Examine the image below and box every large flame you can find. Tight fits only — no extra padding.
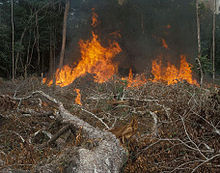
[45,32,121,87]
[151,55,198,85]
[43,10,198,88]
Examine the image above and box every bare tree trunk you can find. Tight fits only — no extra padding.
[212,0,216,83]
[49,32,54,77]
[59,0,70,69]
[24,37,31,79]
[35,13,41,68]
[11,0,15,80]
[196,0,203,86]
[15,28,27,77]
[141,13,144,34]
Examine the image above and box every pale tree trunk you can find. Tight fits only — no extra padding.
[15,27,27,77]
[196,0,203,86]
[11,0,15,80]
[212,0,216,83]
[49,32,54,77]
[141,13,144,34]
[36,13,41,68]
[59,0,70,69]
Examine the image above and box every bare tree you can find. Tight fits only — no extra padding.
[35,13,41,67]
[196,0,204,86]
[212,0,216,83]
[11,0,15,80]
[58,0,70,69]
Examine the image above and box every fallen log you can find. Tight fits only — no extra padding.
[11,91,127,173]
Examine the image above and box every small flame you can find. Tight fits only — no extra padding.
[161,38,168,49]
[109,31,121,38]
[151,55,198,85]
[122,68,147,87]
[74,88,82,105]
[91,8,98,27]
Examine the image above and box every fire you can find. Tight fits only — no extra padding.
[122,68,147,87]
[151,55,198,85]
[44,9,121,87]
[78,32,121,83]
[74,88,82,105]
[44,32,121,87]
[43,9,198,88]
[161,38,168,49]
[91,8,98,27]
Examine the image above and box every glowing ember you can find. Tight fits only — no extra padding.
[74,88,82,105]
[122,68,147,87]
[91,8,98,27]
[151,55,198,85]
[45,32,121,87]
[161,38,168,49]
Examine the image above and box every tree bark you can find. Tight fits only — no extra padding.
[49,32,54,77]
[11,0,15,80]
[35,13,41,68]
[196,0,203,86]
[15,27,27,77]
[212,0,216,83]
[58,0,70,69]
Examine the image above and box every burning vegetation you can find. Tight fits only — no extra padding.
[74,88,82,105]
[1,1,220,173]
[151,55,198,85]
[44,31,121,87]
[43,11,198,88]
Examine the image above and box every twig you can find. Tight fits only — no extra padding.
[74,104,109,129]
[179,114,207,159]
[191,154,220,173]
[8,130,25,143]
[170,160,202,173]
[192,110,220,136]
[41,124,73,147]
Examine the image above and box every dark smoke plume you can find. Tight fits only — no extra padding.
[66,0,197,76]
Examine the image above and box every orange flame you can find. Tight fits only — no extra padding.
[161,38,168,49]
[122,68,147,87]
[74,88,82,105]
[91,8,98,27]
[43,10,121,87]
[151,55,198,85]
[44,32,121,87]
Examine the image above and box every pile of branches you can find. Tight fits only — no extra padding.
[0,76,220,172]
[71,77,220,172]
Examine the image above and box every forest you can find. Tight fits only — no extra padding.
[0,0,220,80]
[0,0,220,172]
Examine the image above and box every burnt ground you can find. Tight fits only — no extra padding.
[0,75,220,172]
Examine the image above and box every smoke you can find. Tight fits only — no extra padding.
[66,0,197,76]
